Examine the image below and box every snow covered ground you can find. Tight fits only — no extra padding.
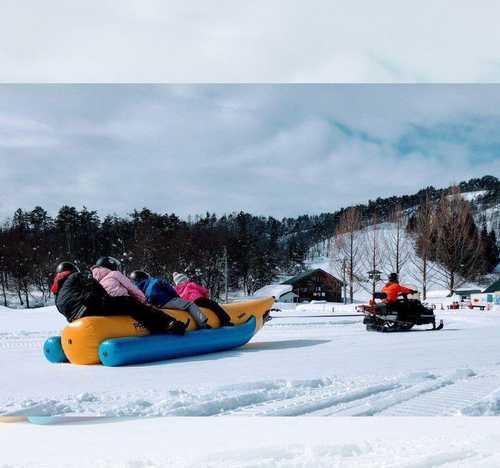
[4,417,500,467]
[3,303,500,466]
[2,303,500,419]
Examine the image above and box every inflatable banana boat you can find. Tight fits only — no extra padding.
[44,297,274,366]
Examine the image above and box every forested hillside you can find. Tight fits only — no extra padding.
[0,175,498,307]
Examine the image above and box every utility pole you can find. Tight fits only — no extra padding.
[224,246,228,303]
[342,258,347,304]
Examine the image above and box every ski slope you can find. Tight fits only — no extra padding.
[2,303,500,419]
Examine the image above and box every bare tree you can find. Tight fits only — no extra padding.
[382,203,411,279]
[0,229,8,306]
[433,187,481,291]
[407,194,436,300]
[329,208,363,303]
[0,271,8,307]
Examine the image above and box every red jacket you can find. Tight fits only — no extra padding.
[381,282,414,303]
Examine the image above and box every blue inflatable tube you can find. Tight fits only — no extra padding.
[99,316,257,366]
[43,336,69,363]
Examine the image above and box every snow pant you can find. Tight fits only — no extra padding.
[194,297,232,326]
[388,301,413,321]
[82,295,182,334]
[163,297,208,328]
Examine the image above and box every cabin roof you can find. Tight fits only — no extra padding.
[281,268,341,286]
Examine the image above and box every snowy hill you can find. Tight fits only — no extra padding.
[297,179,500,303]
[306,205,499,301]
[461,190,489,202]
[482,204,500,233]
[306,226,446,299]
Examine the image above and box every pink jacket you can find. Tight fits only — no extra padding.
[92,267,146,303]
[175,281,209,302]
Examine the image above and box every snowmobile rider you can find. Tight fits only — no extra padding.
[381,273,417,321]
[129,270,219,328]
[51,261,187,335]
[173,271,233,326]
[381,273,416,303]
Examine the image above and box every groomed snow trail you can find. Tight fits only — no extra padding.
[2,305,500,417]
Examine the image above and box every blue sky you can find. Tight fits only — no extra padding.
[0,84,499,219]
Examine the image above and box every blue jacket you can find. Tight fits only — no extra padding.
[136,277,179,307]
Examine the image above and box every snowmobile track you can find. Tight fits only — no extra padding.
[223,369,493,417]
[161,379,350,416]
[0,331,50,350]
[312,368,499,416]
[5,369,498,418]
[378,372,500,416]
[226,381,401,416]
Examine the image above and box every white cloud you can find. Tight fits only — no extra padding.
[1,0,500,82]
[0,84,498,219]
[0,114,59,148]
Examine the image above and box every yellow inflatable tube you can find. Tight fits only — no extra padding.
[61,297,274,365]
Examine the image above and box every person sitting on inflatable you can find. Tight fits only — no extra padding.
[51,261,186,335]
[173,272,233,326]
[129,270,211,329]
[91,256,147,303]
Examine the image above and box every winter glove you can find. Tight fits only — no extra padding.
[167,319,189,336]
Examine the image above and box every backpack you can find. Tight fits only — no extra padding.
[55,271,108,322]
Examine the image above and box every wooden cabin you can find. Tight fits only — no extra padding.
[281,268,342,303]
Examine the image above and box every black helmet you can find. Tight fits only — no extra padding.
[388,272,399,283]
[129,270,150,283]
[95,256,121,271]
[56,261,78,274]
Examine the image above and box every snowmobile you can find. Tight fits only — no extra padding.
[361,292,443,332]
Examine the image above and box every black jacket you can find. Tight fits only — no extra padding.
[55,272,108,322]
